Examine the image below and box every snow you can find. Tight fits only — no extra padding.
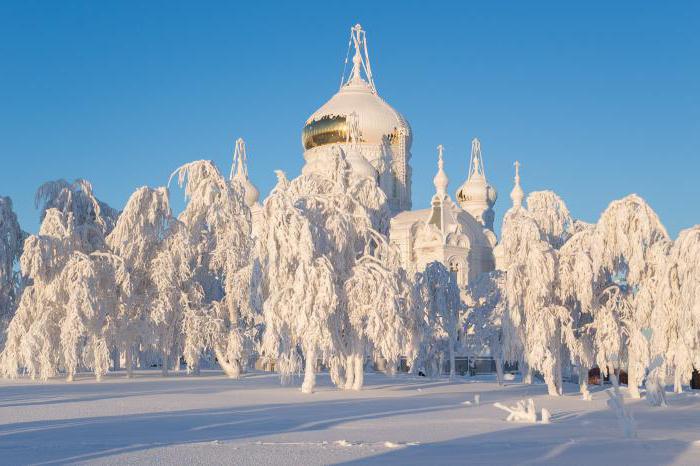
[1,371,699,465]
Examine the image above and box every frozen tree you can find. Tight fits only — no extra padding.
[169,160,258,378]
[343,233,416,389]
[35,179,118,252]
[0,197,25,343]
[464,270,509,384]
[554,194,670,398]
[557,226,599,398]
[1,209,80,379]
[258,169,345,393]
[258,148,404,393]
[526,191,574,249]
[106,187,173,376]
[57,251,130,381]
[591,194,670,398]
[653,225,700,394]
[500,207,566,395]
[413,261,462,378]
[1,206,128,381]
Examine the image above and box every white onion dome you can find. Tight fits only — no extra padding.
[240,177,260,207]
[433,145,448,196]
[456,139,497,208]
[230,138,260,208]
[302,73,411,151]
[456,174,497,208]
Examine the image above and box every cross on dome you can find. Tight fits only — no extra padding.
[433,144,449,196]
[468,138,486,180]
[341,24,376,93]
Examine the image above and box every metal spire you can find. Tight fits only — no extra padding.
[230,138,248,181]
[340,24,376,92]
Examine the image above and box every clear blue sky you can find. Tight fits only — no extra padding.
[1,1,698,237]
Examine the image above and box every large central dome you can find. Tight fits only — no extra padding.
[302,76,411,150]
[301,24,413,214]
[301,24,411,151]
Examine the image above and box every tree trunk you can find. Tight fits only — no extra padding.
[579,366,591,400]
[214,346,241,379]
[448,339,456,379]
[352,354,364,390]
[125,346,134,378]
[344,355,355,390]
[544,371,560,396]
[161,349,169,377]
[609,366,620,388]
[329,357,345,388]
[554,351,563,395]
[674,370,683,394]
[301,348,317,394]
[521,360,532,384]
[112,348,120,372]
[628,363,642,399]
[495,357,504,385]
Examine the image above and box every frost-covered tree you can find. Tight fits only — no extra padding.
[413,261,462,378]
[0,197,25,342]
[1,209,128,380]
[652,225,700,395]
[557,227,597,398]
[500,206,567,395]
[0,209,76,379]
[464,270,509,384]
[57,251,130,381]
[106,186,173,376]
[35,179,118,252]
[526,191,574,249]
[343,233,415,389]
[168,160,258,378]
[553,194,670,398]
[258,147,405,393]
[591,194,670,398]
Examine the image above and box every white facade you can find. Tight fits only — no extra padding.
[389,144,497,287]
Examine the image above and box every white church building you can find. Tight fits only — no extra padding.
[241,24,525,291]
[300,24,511,288]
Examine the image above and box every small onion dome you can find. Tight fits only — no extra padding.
[433,145,448,196]
[456,176,497,208]
[241,177,260,208]
[510,161,524,208]
[230,138,260,208]
[302,77,411,151]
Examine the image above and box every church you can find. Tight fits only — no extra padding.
[240,24,526,289]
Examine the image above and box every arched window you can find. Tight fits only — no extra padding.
[448,258,465,286]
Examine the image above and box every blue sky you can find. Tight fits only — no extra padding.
[1,1,698,237]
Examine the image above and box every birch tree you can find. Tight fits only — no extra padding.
[169,160,258,378]
[413,261,462,378]
[0,197,24,343]
[106,186,172,376]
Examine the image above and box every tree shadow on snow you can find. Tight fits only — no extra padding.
[2,372,699,465]
[339,398,700,466]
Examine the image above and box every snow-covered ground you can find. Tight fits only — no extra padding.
[1,371,699,465]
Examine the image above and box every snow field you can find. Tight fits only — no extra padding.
[1,371,699,465]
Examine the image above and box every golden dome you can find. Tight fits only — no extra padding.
[302,69,411,151]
